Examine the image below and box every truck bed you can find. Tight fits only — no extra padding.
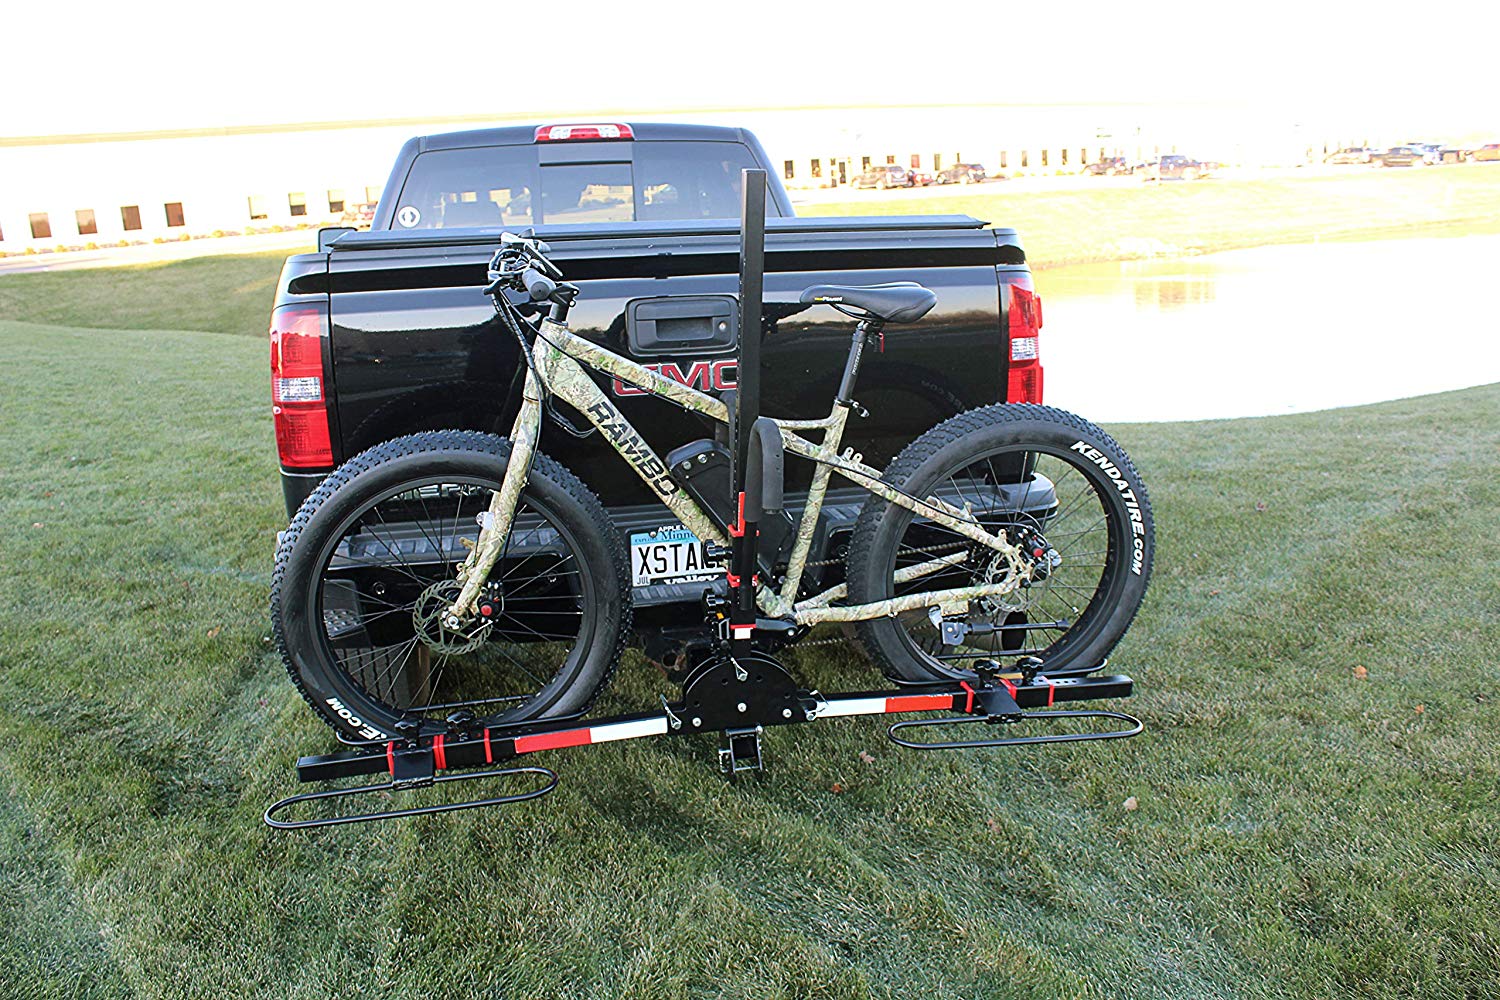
[275,215,1029,522]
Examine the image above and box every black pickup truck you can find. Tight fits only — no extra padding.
[269,122,1044,624]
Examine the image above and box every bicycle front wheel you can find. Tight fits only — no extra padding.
[845,404,1153,681]
[271,431,630,740]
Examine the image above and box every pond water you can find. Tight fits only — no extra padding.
[1036,233,1500,422]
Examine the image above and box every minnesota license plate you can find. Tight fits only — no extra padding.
[629,524,722,588]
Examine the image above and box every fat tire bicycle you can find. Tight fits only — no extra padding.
[271,234,1154,741]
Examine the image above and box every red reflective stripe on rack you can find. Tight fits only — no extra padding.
[731,624,755,639]
[884,693,955,713]
[726,572,741,588]
[432,735,447,770]
[483,728,494,763]
[959,681,976,714]
[514,728,593,754]
[1045,680,1055,707]
[386,741,395,775]
[1001,677,1018,698]
[728,492,747,537]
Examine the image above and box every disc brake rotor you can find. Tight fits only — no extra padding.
[977,515,1055,615]
[412,580,492,655]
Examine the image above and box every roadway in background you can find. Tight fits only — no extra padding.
[0,229,317,274]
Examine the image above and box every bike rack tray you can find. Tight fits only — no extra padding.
[887,709,1143,750]
[884,669,1142,749]
[263,765,557,830]
[265,668,1139,829]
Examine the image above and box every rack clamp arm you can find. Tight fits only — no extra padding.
[956,657,1054,723]
[387,742,437,788]
[384,719,435,788]
[962,661,1025,724]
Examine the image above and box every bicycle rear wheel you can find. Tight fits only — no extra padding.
[846,404,1152,681]
[271,431,630,740]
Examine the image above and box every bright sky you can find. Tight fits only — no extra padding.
[4,0,1497,138]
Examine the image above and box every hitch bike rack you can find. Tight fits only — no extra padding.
[264,660,1141,829]
[265,170,1143,830]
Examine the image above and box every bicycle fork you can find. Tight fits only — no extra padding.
[443,366,545,628]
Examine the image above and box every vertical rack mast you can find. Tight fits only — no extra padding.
[728,169,767,655]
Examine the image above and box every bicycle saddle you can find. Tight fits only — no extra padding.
[799,282,937,324]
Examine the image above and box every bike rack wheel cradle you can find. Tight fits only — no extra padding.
[264,171,1142,830]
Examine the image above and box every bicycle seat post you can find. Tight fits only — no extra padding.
[837,318,881,407]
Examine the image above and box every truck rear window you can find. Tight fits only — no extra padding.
[392,141,774,228]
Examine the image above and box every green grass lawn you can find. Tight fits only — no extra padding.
[2,290,1497,997]
[0,250,290,338]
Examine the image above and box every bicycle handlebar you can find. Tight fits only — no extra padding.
[486,232,573,307]
[521,267,557,302]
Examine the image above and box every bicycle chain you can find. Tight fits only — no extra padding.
[800,539,968,571]
[781,540,972,619]
[793,635,846,648]
[771,542,978,650]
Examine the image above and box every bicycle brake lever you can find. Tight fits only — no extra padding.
[531,252,563,279]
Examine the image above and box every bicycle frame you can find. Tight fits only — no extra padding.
[450,319,1031,628]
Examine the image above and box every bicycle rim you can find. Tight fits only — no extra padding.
[879,443,1129,673]
[305,473,600,726]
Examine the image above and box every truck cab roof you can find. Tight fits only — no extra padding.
[375,122,796,228]
[416,122,769,152]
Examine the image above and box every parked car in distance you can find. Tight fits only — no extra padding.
[1140,154,1210,181]
[339,202,378,229]
[852,164,912,189]
[1404,142,1443,165]
[1085,156,1131,176]
[1376,146,1425,167]
[936,163,987,184]
[1325,147,1375,165]
[1471,143,1500,162]
[906,168,934,186]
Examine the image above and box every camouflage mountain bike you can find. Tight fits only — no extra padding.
[271,233,1154,742]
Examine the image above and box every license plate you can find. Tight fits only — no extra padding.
[629,524,722,588]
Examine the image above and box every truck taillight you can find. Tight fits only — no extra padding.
[1006,283,1045,404]
[270,304,333,468]
[534,123,634,142]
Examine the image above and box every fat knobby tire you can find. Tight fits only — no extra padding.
[271,430,631,739]
[846,403,1154,681]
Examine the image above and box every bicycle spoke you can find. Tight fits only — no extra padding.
[348,635,419,704]
[486,640,553,690]
[494,612,579,643]
[497,553,579,592]
[350,517,432,587]
[1053,516,1108,555]
[449,489,468,576]
[409,492,450,570]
